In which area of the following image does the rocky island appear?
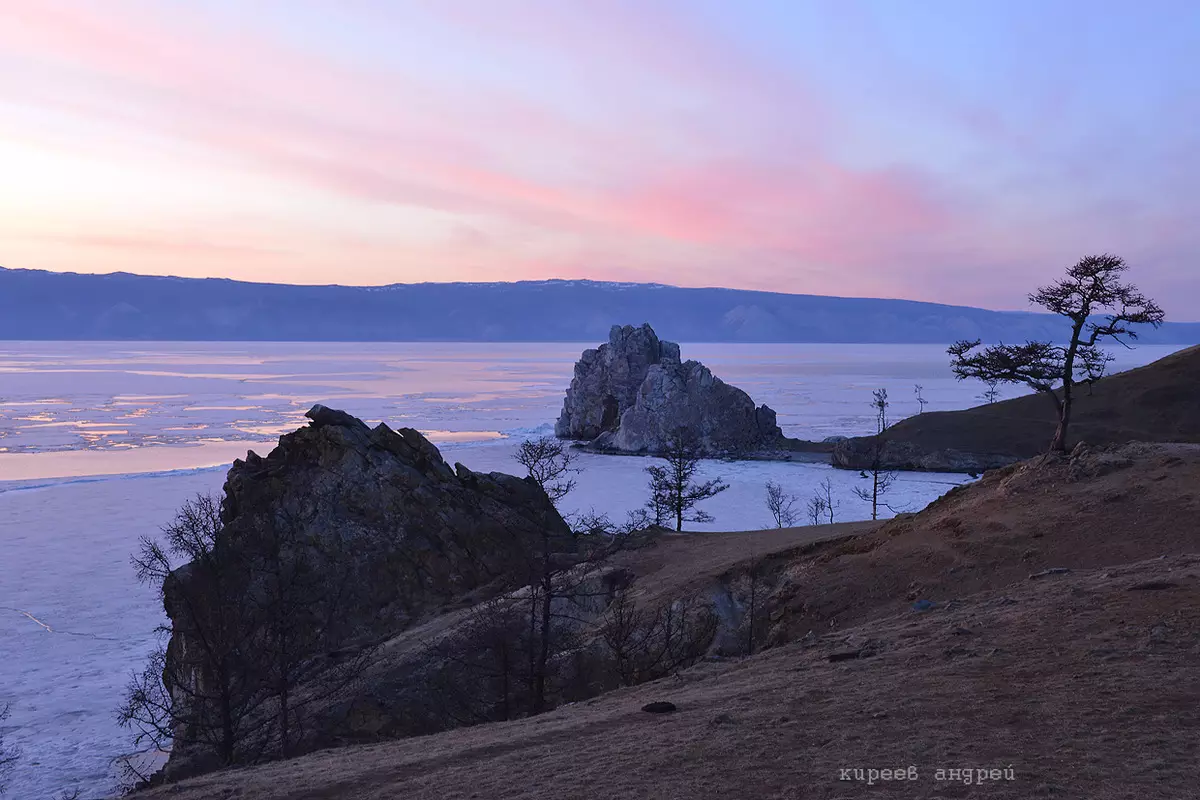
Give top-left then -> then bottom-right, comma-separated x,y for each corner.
555,323 -> 828,459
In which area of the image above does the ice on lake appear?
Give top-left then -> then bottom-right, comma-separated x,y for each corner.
0,341 -> 1181,797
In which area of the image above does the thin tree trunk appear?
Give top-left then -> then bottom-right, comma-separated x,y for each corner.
1051,402 -> 1072,452
534,566 -> 552,713
871,470 -> 880,521
219,673 -> 235,765
746,567 -> 757,655
278,680 -> 289,758
500,640 -> 510,721
527,583 -> 538,703
277,612 -> 290,758
1051,366 -> 1075,452
1052,319 -> 1086,452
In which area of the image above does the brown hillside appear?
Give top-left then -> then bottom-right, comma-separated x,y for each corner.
770,442 -> 1200,639
833,344 -> 1200,471
138,443 -> 1200,799
140,553 -> 1200,800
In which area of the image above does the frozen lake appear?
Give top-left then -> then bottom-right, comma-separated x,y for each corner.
0,341 -> 1181,797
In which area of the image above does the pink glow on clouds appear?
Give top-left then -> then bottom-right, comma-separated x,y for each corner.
0,1 -> 1196,312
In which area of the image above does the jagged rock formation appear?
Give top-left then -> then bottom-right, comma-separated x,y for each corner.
555,324 -> 785,455
555,323 -> 681,441
218,404 -> 570,631
161,405 -> 570,777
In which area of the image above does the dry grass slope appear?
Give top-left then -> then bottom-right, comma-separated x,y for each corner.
140,443 -> 1200,800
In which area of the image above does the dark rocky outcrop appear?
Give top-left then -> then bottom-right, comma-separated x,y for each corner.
833,344 -> 1200,473
555,324 -> 787,456
161,405 -> 571,776
217,404 -> 571,633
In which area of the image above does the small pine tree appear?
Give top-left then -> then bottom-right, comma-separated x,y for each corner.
645,428 -> 729,532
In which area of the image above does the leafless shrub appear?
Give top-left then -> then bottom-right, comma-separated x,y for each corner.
765,480 -> 798,528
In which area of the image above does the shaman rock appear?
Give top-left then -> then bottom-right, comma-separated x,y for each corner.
556,324 -> 784,456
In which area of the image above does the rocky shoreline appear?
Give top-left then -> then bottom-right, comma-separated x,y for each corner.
573,437 -> 834,463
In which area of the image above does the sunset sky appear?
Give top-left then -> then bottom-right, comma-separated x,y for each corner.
1,1 -> 1197,313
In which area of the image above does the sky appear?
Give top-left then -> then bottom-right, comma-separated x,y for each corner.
0,0 -> 1197,314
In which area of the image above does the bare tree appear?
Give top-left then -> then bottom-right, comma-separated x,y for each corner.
818,477 -> 838,524
599,589 -> 717,686
120,493 -> 374,768
512,436 -> 627,713
242,506 -> 375,760
119,494 -> 272,769
0,703 -> 18,796
811,474 -> 840,525
515,437 -> 578,505
978,379 -> 1001,405
764,480 -> 798,528
426,593 -> 530,726
645,428 -> 729,532
514,436 -> 575,713
805,495 -> 826,526
914,384 -> 928,414
745,564 -> 760,655
950,254 -> 1164,453
807,477 -> 839,525
853,389 -> 897,521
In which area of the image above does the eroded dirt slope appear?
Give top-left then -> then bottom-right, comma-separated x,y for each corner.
141,553 -> 1200,800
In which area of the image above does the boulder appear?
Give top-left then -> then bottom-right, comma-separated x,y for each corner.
556,324 -> 784,456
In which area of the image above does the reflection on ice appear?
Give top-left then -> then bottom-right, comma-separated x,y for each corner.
419,429 -> 507,443
0,440 -> 277,480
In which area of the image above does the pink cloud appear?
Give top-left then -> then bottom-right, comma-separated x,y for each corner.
0,1 -> 1194,314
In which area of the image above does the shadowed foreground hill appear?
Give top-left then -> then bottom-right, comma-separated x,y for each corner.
140,443 -> 1200,799
834,344 -> 1200,472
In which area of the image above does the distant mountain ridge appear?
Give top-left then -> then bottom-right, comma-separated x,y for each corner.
1,266 -> 1197,343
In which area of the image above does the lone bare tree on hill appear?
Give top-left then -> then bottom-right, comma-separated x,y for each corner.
949,254 -> 1164,453
645,428 -> 729,532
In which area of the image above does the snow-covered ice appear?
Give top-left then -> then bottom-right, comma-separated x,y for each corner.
0,342 -> 1180,797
